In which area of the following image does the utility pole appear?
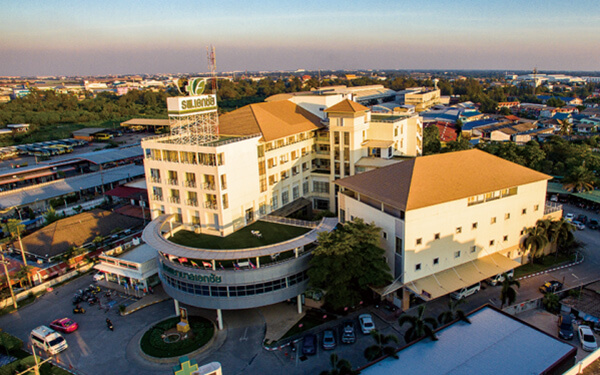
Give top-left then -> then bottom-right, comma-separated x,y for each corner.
0,248 -> 17,309
15,346 -> 53,375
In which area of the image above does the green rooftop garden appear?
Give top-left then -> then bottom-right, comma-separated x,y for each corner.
169,220 -> 311,250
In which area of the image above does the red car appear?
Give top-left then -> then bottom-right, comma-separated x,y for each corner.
50,318 -> 79,333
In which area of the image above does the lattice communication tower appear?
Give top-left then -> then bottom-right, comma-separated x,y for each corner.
167,48 -> 219,145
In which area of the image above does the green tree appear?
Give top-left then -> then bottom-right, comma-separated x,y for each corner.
562,165 -> 595,192
522,223 -> 549,263
543,292 -> 560,313
548,219 -> 575,256
363,330 -> 400,361
499,107 -> 511,116
398,305 -> 438,343
423,125 -> 442,155
437,299 -> 470,325
442,138 -> 471,153
500,274 -> 521,308
320,353 -> 357,375
546,97 -> 566,108
43,207 -> 60,225
15,265 -> 33,288
308,218 -> 392,309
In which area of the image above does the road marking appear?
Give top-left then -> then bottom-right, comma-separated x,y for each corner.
572,273 -> 579,279
239,327 -> 248,342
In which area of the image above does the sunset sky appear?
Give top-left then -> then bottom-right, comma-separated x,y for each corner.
1,0 -> 599,76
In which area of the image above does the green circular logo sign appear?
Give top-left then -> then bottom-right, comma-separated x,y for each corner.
187,78 -> 206,96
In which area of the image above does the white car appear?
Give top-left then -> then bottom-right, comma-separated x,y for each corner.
93,272 -> 104,282
578,325 -> 598,352
571,220 -> 585,230
359,314 -> 375,334
564,213 -> 574,222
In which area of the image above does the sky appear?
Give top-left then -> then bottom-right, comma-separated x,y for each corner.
1,0 -> 599,76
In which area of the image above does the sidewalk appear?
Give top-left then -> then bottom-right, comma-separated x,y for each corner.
97,280 -> 171,315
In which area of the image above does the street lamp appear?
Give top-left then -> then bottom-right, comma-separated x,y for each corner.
0,246 -> 17,309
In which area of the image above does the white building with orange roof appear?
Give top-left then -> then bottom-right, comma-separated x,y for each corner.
335,149 -> 562,309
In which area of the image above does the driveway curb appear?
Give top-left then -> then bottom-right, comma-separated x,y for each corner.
516,253 -> 584,281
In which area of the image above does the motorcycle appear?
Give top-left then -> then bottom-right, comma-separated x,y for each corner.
87,295 -> 99,305
88,285 -> 101,294
106,319 -> 114,331
73,305 -> 86,314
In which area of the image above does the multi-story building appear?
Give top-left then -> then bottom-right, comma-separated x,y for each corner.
141,95 -> 422,236
335,149 -> 562,309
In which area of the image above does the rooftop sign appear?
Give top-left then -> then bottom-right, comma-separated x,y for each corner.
167,94 -> 217,115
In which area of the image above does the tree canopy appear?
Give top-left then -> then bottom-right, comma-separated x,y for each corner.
308,218 -> 392,310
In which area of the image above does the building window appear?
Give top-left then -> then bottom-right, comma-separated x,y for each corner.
340,209 -> 346,224
280,170 -> 289,180
454,251 -> 461,258
505,213 -> 510,220
434,233 -> 440,240
522,208 -> 527,215
291,150 -> 298,160
222,194 -> 229,210
416,238 -> 422,245
271,192 -> 278,209
280,154 -> 289,164
395,237 -> 402,254
343,132 -> 350,146
268,158 -> 277,168
503,235 -> 508,242
534,204 -> 539,211
489,240 -> 495,246
472,222 -> 478,229
312,181 -> 329,193
415,263 -> 421,271
491,217 -> 496,224
292,185 -> 300,200
302,181 -> 309,194
470,245 -> 476,253
382,231 -> 388,240
433,257 -> 439,265
220,174 -> 227,190
456,227 -> 462,234
282,190 -> 289,205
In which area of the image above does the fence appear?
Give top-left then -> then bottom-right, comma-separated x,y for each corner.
262,215 -> 319,229
0,263 -> 94,309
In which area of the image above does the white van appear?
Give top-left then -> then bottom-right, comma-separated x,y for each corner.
450,282 -> 481,300
487,269 -> 515,286
30,326 -> 68,355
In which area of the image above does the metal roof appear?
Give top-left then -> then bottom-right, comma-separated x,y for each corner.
361,306 -> 576,375
44,146 -> 143,165
142,215 -> 338,260
0,164 -> 144,208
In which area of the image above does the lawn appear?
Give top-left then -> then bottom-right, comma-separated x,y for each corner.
169,221 -> 311,250
140,316 -> 214,358
514,253 -> 577,278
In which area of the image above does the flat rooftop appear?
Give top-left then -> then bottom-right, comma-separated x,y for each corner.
117,243 -> 157,263
169,220 -> 312,250
360,306 -> 576,375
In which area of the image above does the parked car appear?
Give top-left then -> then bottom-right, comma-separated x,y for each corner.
539,281 -> 563,294
487,270 -> 514,286
450,282 -> 481,300
571,220 -> 585,230
302,334 -> 317,355
322,329 -> 336,350
578,325 -> 598,352
576,214 -> 588,224
341,321 -> 356,344
588,219 -> 599,230
557,314 -> 574,340
93,272 -> 104,282
359,314 -> 375,334
49,318 -> 79,333
564,213 -> 575,222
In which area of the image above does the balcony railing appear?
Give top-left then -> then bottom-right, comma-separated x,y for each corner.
150,177 -> 161,184
184,180 -> 196,188
204,201 -> 218,210
152,195 -> 163,201
167,179 -> 178,186
203,182 -> 216,191
544,202 -> 562,215
168,196 -> 180,204
186,199 -> 198,207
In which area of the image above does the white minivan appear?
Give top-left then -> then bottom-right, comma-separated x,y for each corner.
450,282 -> 481,300
30,326 -> 68,355
487,269 -> 515,286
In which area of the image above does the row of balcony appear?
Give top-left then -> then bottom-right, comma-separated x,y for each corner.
151,178 -> 216,191
151,195 -> 219,210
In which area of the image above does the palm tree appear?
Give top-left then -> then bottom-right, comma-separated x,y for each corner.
562,166 -> 595,193
363,330 -> 400,361
521,223 -> 549,263
320,353 -> 357,375
558,119 -> 572,137
398,305 -> 438,343
15,265 -> 32,288
500,274 -> 521,308
548,219 -> 575,256
437,299 -> 470,325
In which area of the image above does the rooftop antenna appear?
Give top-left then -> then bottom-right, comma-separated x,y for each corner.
207,45 -> 218,94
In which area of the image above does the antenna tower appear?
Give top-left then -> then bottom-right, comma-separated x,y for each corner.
532,67 -> 538,96
207,45 -> 218,94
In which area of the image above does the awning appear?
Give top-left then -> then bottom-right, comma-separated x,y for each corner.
406,253 -> 521,301
371,279 -> 404,297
